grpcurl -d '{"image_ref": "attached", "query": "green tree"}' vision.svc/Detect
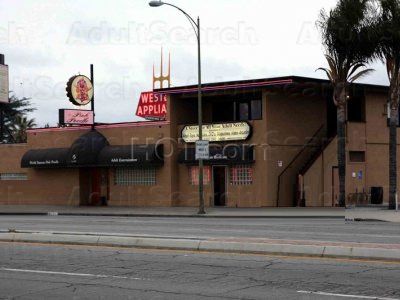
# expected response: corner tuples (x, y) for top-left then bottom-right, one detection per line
(11, 115), (37, 143)
(317, 0), (377, 207)
(375, 0), (400, 209)
(1, 94), (36, 143)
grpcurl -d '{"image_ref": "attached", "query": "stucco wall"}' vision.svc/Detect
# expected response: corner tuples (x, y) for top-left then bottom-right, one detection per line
(266, 92), (327, 207)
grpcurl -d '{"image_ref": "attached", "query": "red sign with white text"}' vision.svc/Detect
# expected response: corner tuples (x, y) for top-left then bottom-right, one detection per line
(136, 92), (167, 121)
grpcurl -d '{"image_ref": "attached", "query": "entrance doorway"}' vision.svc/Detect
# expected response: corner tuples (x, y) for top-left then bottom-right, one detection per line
(79, 168), (109, 206)
(213, 166), (227, 206)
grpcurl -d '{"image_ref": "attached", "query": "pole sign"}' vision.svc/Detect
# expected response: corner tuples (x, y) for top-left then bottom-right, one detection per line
(59, 109), (94, 126)
(136, 91), (167, 121)
(182, 122), (251, 143)
(195, 140), (209, 160)
(0, 64), (9, 104)
(66, 75), (93, 106)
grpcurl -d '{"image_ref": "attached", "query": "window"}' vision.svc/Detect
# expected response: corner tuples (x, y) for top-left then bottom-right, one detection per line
(236, 99), (262, 121)
(212, 101), (235, 122)
(387, 103), (400, 127)
(347, 89), (365, 122)
(229, 165), (253, 185)
(189, 166), (211, 185)
(239, 102), (249, 121)
(349, 151), (365, 163)
(0, 173), (27, 181)
(211, 97), (262, 122)
(114, 168), (156, 186)
(250, 100), (262, 120)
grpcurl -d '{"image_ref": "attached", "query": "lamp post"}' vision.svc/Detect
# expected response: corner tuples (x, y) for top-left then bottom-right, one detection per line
(149, 0), (205, 215)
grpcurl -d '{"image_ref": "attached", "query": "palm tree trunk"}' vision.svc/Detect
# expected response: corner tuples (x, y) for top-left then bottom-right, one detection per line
(389, 106), (398, 210)
(337, 104), (346, 207)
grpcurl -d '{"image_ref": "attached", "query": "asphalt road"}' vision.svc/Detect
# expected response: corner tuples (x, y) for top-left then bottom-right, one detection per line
(0, 216), (399, 244)
(0, 242), (399, 299)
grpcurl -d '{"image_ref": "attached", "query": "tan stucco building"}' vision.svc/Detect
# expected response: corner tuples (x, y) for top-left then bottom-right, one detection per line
(0, 76), (392, 207)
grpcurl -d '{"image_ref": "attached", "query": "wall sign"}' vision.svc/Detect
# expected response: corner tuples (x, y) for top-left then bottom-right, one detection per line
(0, 64), (9, 104)
(136, 91), (167, 121)
(66, 75), (93, 106)
(59, 109), (94, 126)
(182, 122), (251, 143)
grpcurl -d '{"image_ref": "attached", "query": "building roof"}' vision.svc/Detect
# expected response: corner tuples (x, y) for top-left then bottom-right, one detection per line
(156, 75), (388, 95)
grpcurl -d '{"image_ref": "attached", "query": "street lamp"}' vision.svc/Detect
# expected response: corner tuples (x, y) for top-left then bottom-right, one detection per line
(149, 1), (205, 215)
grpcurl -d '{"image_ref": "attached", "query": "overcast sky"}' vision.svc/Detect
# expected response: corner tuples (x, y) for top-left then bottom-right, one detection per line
(0, 0), (388, 126)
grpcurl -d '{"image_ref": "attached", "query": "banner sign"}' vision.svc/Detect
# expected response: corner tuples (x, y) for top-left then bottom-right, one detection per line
(0, 64), (9, 104)
(66, 75), (93, 106)
(59, 109), (94, 126)
(182, 122), (251, 143)
(136, 91), (167, 121)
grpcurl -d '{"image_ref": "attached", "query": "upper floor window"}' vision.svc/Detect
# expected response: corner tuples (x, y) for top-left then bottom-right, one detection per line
(212, 98), (262, 122)
(386, 103), (400, 127)
(347, 89), (366, 122)
(237, 100), (262, 121)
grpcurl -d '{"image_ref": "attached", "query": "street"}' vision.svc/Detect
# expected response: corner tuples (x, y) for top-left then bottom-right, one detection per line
(1, 216), (400, 299)
(0, 242), (399, 299)
(0, 215), (399, 244)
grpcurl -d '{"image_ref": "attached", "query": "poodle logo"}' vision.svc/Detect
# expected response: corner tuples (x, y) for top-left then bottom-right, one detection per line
(66, 75), (93, 106)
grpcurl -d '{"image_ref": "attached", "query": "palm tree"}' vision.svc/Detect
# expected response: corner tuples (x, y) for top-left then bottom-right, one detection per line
(11, 115), (36, 143)
(375, 0), (400, 210)
(1, 95), (36, 143)
(317, 0), (376, 207)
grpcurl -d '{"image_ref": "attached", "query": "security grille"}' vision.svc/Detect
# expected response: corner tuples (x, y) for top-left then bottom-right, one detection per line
(0, 173), (28, 181)
(114, 168), (156, 186)
(229, 165), (253, 185)
(189, 166), (211, 185)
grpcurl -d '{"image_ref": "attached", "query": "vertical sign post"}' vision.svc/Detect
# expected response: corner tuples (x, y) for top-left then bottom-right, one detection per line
(90, 64), (95, 129)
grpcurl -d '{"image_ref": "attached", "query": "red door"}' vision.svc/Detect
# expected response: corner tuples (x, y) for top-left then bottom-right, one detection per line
(90, 169), (101, 206)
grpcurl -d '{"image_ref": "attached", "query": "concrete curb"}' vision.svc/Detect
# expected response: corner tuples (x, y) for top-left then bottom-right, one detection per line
(0, 212), (344, 219)
(0, 231), (399, 262)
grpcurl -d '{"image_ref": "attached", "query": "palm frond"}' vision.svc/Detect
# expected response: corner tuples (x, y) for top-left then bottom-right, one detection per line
(348, 68), (375, 82)
(316, 67), (334, 82)
(348, 62), (367, 79)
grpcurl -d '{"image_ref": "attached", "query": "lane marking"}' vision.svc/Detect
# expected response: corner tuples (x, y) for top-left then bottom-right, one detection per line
(0, 267), (149, 281)
(298, 290), (399, 300)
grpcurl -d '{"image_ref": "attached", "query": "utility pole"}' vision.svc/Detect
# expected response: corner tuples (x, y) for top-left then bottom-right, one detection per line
(0, 54), (7, 143)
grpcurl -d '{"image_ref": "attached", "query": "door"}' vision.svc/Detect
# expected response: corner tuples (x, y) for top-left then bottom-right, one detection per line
(79, 168), (107, 206)
(332, 167), (339, 207)
(100, 168), (109, 206)
(213, 166), (226, 206)
(90, 169), (101, 206)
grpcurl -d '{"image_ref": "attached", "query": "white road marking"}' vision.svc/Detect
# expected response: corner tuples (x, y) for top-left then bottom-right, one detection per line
(0, 267), (148, 281)
(298, 290), (399, 300)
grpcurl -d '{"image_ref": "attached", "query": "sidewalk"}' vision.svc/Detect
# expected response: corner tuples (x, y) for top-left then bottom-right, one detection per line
(346, 206), (400, 223)
(1, 229), (399, 262)
(0, 205), (344, 218)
